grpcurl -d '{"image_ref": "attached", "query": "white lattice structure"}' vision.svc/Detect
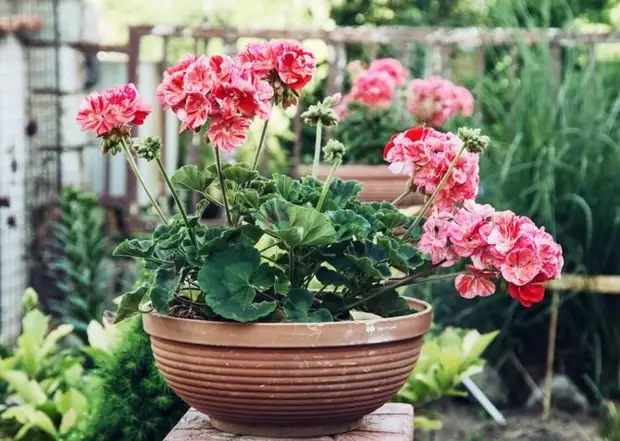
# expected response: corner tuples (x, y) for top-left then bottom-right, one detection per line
(0, 35), (28, 340)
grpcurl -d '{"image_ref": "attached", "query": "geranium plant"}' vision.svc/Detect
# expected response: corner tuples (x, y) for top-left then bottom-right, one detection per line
(76, 40), (563, 325)
(333, 59), (475, 165)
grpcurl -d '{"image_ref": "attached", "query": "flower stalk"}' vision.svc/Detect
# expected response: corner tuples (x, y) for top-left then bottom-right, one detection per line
(316, 139), (346, 212)
(391, 177), (414, 206)
(312, 121), (323, 178)
(250, 117), (270, 171)
(155, 158), (198, 247)
(214, 147), (233, 226)
(120, 138), (168, 224)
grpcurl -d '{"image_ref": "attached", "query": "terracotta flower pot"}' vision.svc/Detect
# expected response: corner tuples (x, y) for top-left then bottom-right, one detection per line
(143, 298), (432, 438)
(298, 164), (424, 207)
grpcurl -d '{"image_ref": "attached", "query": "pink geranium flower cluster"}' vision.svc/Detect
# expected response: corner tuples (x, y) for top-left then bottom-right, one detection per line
(383, 126), (479, 210)
(418, 202), (563, 307)
(76, 83), (151, 136)
(238, 40), (316, 104)
(155, 40), (315, 151)
(406, 76), (474, 127)
(156, 54), (273, 151)
(336, 58), (408, 116)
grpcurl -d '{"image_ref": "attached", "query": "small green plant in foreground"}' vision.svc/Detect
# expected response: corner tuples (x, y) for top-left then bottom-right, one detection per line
(395, 327), (499, 430)
(0, 290), (87, 440)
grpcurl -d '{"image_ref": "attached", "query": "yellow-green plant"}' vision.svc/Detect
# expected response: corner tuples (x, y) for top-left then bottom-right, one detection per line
(395, 327), (498, 430)
(600, 400), (620, 441)
(0, 289), (88, 440)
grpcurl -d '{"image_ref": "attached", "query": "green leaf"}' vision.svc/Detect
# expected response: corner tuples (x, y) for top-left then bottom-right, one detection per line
(21, 309), (49, 346)
(114, 284), (149, 323)
(325, 210), (371, 241)
(149, 266), (179, 314)
(197, 245), (279, 322)
(113, 239), (155, 258)
(462, 330), (499, 365)
(40, 324), (74, 359)
(414, 416), (443, 431)
(2, 406), (59, 440)
(344, 241), (391, 279)
(155, 228), (187, 251)
(377, 236), (424, 274)
(195, 199), (210, 217)
(236, 188), (261, 211)
(359, 289), (411, 318)
(315, 267), (348, 287)
(210, 163), (260, 186)
(257, 199), (337, 247)
(1, 371), (47, 405)
(283, 289), (333, 323)
(329, 178), (362, 208)
(371, 202), (411, 230)
(273, 174), (302, 203)
(171, 165), (214, 193)
(59, 409), (78, 434)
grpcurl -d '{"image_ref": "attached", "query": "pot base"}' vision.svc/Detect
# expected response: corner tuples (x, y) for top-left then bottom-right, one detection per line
(210, 417), (363, 438)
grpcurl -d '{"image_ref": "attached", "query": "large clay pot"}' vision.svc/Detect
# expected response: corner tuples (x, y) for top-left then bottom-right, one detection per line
(298, 164), (424, 207)
(143, 298), (432, 438)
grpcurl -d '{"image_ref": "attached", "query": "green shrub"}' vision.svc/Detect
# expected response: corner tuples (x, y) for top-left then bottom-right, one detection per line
(45, 187), (112, 344)
(68, 316), (187, 441)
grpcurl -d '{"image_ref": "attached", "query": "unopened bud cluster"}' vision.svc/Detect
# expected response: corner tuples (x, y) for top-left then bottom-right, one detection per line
(323, 139), (346, 162)
(302, 94), (342, 127)
(135, 136), (162, 162)
(457, 127), (489, 154)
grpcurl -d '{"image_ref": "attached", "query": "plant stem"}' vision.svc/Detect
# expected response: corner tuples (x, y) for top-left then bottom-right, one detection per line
(316, 158), (341, 212)
(404, 144), (467, 238)
(345, 267), (458, 310)
(155, 158), (197, 247)
(312, 121), (323, 178)
(120, 139), (168, 224)
(289, 251), (296, 288)
(392, 177), (414, 206)
(250, 117), (270, 171)
(214, 147), (233, 226)
(258, 241), (282, 254)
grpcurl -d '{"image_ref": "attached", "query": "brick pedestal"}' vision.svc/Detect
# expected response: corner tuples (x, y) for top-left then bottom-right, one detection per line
(165, 403), (414, 441)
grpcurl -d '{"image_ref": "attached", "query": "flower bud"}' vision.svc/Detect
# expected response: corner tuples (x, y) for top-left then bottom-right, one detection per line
(322, 139), (346, 162)
(136, 136), (162, 162)
(22, 287), (39, 312)
(101, 137), (121, 156)
(301, 94), (341, 127)
(457, 127), (489, 154)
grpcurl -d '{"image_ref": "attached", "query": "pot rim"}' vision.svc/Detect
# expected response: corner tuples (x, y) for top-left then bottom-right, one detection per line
(143, 297), (432, 348)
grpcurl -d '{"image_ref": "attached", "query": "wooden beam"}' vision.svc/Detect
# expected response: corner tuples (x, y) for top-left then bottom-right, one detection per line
(140, 25), (620, 46)
(545, 275), (620, 294)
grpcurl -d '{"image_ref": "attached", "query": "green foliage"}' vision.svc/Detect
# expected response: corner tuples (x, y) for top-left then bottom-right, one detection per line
(395, 327), (499, 430)
(114, 163), (431, 323)
(68, 316), (187, 441)
(600, 400), (620, 441)
(0, 291), (89, 441)
(45, 187), (112, 345)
